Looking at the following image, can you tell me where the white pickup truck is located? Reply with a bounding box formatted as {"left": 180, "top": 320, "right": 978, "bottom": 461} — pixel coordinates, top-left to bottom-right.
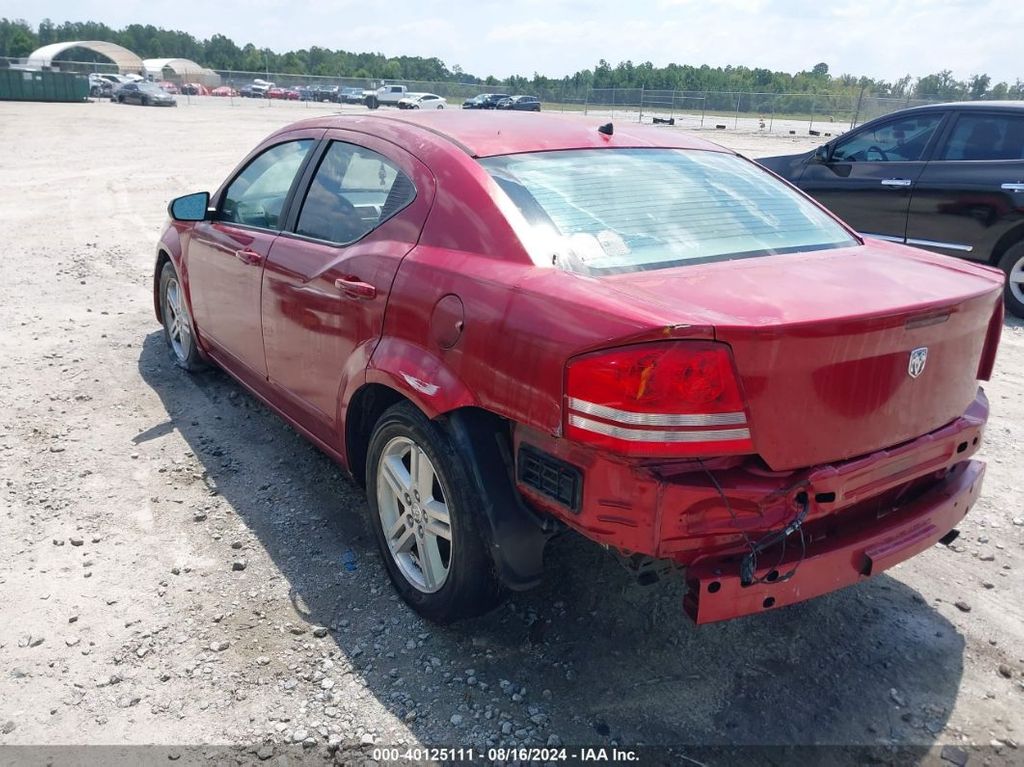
{"left": 362, "top": 84, "right": 407, "bottom": 109}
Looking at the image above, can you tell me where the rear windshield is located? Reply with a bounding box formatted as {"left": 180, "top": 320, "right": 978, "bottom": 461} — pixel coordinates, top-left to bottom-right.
{"left": 480, "top": 148, "right": 857, "bottom": 274}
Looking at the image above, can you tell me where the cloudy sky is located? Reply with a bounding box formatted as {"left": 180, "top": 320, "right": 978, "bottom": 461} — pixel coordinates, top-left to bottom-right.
{"left": 11, "top": 0, "right": 1024, "bottom": 83}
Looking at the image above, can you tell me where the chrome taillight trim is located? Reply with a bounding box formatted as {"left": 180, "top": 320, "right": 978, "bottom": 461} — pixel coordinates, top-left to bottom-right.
{"left": 568, "top": 414, "right": 751, "bottom": 443}
{"left": 568, "top": 397, "right": 747, "bottom": 427}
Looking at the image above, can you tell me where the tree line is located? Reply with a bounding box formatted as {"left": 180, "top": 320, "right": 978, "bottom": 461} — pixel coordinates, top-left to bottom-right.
{"left": 2, "top": 17, "right": 1022, "bottom": 105}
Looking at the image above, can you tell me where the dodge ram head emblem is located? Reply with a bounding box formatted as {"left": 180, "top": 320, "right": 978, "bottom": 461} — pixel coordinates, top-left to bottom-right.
{"left": 908, "top": 347, "right": 928, "bottom": 378}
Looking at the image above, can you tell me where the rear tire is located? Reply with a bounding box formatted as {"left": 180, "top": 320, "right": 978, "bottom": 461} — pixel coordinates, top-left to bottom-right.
{"left": 365, "top": 402, "right": 505, "bottom": 623}
{"left": 997, "top": 242, "right": 1024, "bottom": 318}
{"left": 159, "top": 261, "right": 206, "bottom": 372}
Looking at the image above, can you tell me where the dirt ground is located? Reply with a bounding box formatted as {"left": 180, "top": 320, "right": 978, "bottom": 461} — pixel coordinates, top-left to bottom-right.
{"left": 0, "top": 97, "right": 1022, "bottom": 765}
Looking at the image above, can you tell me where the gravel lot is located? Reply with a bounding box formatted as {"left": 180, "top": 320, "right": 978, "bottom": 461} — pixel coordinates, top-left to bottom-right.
{"left": 1, "top": 98, "right": 1022, "bottom": 764}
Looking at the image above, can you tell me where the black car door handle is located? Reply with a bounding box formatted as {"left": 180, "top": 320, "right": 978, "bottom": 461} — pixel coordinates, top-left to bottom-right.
{"left": 880, "top": 178, "right": 913, "bottom": 188}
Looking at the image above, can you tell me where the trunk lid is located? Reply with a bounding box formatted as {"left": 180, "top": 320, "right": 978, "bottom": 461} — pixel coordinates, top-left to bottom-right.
{"left": 602, "top": 241, "right": 1003, "bottom": 470}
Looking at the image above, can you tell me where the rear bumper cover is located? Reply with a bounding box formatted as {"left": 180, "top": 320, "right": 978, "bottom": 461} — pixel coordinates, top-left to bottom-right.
{"left": 683, "top": 458, "right": 984, "bottom": 624}
{"left": 515, "top": 389, "right": 989, "bottom": 624}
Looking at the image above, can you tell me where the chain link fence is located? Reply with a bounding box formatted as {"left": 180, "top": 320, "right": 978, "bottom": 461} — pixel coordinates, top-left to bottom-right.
{"left": 4, "top": 56, "right": 955, "bottom": 135}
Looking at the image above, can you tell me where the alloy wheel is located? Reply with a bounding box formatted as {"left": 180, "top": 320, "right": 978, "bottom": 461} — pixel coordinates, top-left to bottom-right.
{"left": 164, "top": 276, "right": 193, "bottom": 363}
{"left": 375, "top": 436, "right": 453, "bottom": 593}
{"left": 1009, "top": 253, "right": 1024, "bottom": 305}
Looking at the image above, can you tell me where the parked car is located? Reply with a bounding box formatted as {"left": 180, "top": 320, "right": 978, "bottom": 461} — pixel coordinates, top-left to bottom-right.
{"left": 238, "top": 85, "right": 256, "bottom": 98}
{"left": 115, "top": 81, "right": 177, "bottom": 107}
{"left": 364, "top": 84, "right": 408, "bottom": 109}
{"left": 156, "top": 112, "right": 1002, "bottom": 625}
{"left": 496, "top": 95, "right": 541, "bottom": 112}
{"left": 267, "top": 87, "right": 300, "bottom": 100}
{"left": 211, "top": 86, "right": 239, "bottom": 97}
{"left": 759, "top": 101, "right": 1024, "bottom": 316}
{"left": 156, "top": 81, "right": 179, "bottom": 95}
{"left": 462, "top": 93, "right": 510, "bottom": 109}
{"left": 250, "top": 79, "right": 274, "bottom": 98}
{"left": 180, "top": 83, "right": 210, "bottom": 96}
{"left": 91, "top": 73, "right": 131, "bottom": 97}
{"left": 88, "top": 73, "right": 113, "bottom": 98}
{"left": 397, "top": 93, "right": 447, "bottom": 110}
{"left": 310, "top": 85, "right": 340, "bottom": 103}
{"left": 341, "top": 87, "right": 365, "bottom": 104}
{"left": 293, "top": 85, "right": 317, "bottom": 102}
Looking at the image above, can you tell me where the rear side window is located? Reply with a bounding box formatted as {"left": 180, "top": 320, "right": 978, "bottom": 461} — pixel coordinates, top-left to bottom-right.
{"left": 832, "top": 113, "right": 943, "bottom": 162}
{"left": 295, "top": 141, "right": 416, "bottom": 245}
{"left": 940, "top": 113, "right": 1024, "bottom": 160}
{"left": 481, "top": 148, "right": 856, "bottom": 274}
{"left": 220, "top": 140, "right": 314, "bottom": 229}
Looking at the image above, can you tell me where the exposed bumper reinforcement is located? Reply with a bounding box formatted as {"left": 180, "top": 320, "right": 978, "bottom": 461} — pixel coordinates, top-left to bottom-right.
{"left": 683, "top": 459, "right": 985, "bottom": 624}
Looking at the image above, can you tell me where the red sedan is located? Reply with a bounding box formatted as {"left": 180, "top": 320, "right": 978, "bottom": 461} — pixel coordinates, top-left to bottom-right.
{"left": 155, "top": 112, "right": 1004, "bottom": 624}
{"left": 267, "top": 87, "right": 300, "bottom": 100}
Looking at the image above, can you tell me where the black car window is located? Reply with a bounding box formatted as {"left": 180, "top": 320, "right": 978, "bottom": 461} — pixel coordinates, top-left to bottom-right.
{"left": 832, "top": 113, "right": 943, "bottom": 162}
{"left": 295, "top": 141, "right": 416, "bottom": 245}
{"left": 220, "top": 140, "right": 315, "bottom": 230}
{"left": 940, "top": 113, "right": 1024, "bottom": 161}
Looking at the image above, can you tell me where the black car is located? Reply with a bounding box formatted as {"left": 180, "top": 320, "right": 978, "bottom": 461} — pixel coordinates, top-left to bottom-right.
{"left": 462, "top": 93, "right": 511, "bottom": 110}
{"left": 114, "top": 82, "right": 177, "bottom": 107}
{"left": 496, "top": 95, "right": 541, "bottom": 112}
{"left": 340, "top": 87, "right": 364, "bottom": 104}
{"left": 313, "top": 85, "right": 341, "bottom": 103}
{"left": 759, "top": 101, "right": 1024, "bottom": 315}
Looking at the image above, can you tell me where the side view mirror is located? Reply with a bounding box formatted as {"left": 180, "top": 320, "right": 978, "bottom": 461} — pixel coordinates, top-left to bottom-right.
{"left": 813, "top": 144, "right": 832, "bottom": 163}
{"left": 168, "top": 191, "right": 210, "bottom": 222}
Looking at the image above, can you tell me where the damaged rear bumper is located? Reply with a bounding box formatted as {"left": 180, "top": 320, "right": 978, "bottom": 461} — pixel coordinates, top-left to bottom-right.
{"left": 683, "top": 458, "right": 985, "bottom": 624}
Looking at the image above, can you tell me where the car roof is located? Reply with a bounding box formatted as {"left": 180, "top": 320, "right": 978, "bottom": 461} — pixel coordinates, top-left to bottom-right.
{"left": 281, "top": 111, "right": 731, "bottom": 158}
{"left": 899, "top": 100, "right": 1024, "bottom": 113}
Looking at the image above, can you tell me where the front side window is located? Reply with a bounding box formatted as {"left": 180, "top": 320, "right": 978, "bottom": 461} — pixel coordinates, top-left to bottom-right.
{"left": 482, "top": 148, "right": 857, "bottom": 274}
{"left": 831, "top": 113, "right": 944, "bottom": 162}
{"left": 220, "top": 140, "right": 314, "bottom": 229}
{"left": 940, "top": 113, "right": 1024, "bottom": 161}
{"left": 295, "top": 141, "right": 416, "bottom": 245}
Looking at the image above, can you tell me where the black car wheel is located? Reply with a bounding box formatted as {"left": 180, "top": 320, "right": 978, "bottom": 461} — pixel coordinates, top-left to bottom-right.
{"left": 366, "top": 402, "right": 505, "bottom": 623}
{"left": 997, "top": 242, "right": 1024, "bottom": 318}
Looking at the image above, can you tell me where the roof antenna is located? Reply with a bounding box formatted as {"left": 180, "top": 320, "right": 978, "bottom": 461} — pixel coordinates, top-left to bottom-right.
{"left": 598, "top": 122, "right": 614, "bottom": 136}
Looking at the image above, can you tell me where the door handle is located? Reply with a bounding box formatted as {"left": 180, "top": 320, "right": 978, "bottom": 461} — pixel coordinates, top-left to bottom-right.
{"left": 234, "top": 248, "right": 263, "bottom": 266}
{"left": 1001, "top": 183, "right": 1024, "bottom": 193}
{"left": 334, "top": 276, "right": 377, "bottom": 299}
{"left": 880, "top": 178, "right": 913, "bottom": 188}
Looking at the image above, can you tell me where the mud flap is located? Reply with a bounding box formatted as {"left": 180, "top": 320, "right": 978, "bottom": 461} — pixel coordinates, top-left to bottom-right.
{"left": 443, "top": 409, "right": 551, "bottom": 591}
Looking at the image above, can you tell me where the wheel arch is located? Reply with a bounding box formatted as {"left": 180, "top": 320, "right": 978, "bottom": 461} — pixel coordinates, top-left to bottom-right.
{"left": 989, "top": 222, "right": 1024, "bottom": 266}
{"left": 345, "top": 381, "right": 551, "bottom": 591}
{"left": 153, "top": 248, "right": 173, "bottom": 324}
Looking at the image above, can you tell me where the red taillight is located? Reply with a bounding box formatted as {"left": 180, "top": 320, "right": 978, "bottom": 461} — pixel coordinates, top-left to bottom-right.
{"left": 565, "top": 342, "right": 753, "bottom": 457}
{"left": 977, "top": 298, "right": 1003, "bottom": 381}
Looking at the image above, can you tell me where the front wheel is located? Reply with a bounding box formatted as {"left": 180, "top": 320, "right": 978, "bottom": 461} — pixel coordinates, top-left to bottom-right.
{"left": 159, "top": 261, "right": 206, "bottom": 371}
{"left": 366, "top": 403, "right": 504, "bottom": 623}
{"left": 998, "top": 242, "right": 1024, "bottom": 318}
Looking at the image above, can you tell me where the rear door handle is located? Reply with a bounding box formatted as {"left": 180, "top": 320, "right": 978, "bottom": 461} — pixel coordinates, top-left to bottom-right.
{"left": 1001, "top": 183, "right": 1024, "bottom": 193}
{"left": 334, "top": 276, "right": 377, "bottom": 299}
{"left": 234, "top": 248, "right": 263, "bottom": 266}
{"left": 880, "top": 178, "right": 913, "bottom": 188}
